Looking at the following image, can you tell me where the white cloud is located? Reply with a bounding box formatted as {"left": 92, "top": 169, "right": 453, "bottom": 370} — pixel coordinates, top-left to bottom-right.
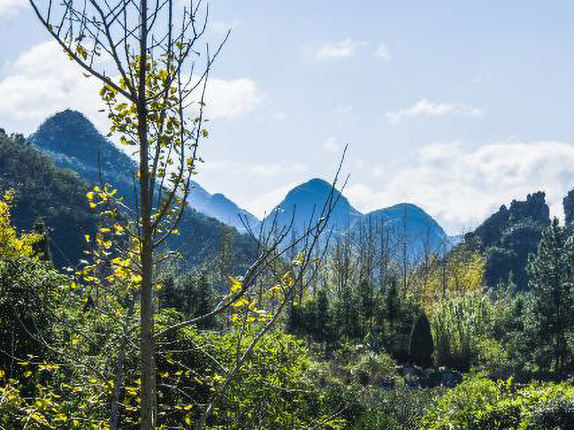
{"left": 205, "top": 77, "right": 263, "bottom": 119}
{"left": 346, "top": 140, "right": 574, "bottom": 234}
{"left": 373, "top": 44, "right": 390, "bottom": 61}
{"left": 0, "top": 41, "right": 263, "bottom": 134}
{"left": 0, "top": 0, "right": 26, "bottom": 16}
{"left": 314, "top": 38, "right": 366, "bottom": 61}
{"left": 386, "top": 99, "right": 484, "bottom": 124}
{"left": 323, "top": 136, "right": 342, "bottom": 153}
{"left": 0, "top": 41, "right": 108, "bottom": 134}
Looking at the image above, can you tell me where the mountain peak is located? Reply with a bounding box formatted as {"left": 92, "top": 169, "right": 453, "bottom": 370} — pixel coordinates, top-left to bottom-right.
{"left": 29, "top": 110, "right": 135, "bottom": 174}
{"left": 39, "top": 110, "right": 99, "bottom": 135}
{"left": 264, "top": 178, "right": 362, "bottom": 235}
{"left": 297, "top": 177, "right": 333, "bottom": 191}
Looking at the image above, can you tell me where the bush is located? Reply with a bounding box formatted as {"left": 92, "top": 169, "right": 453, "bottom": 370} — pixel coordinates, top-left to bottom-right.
{"left": 526, "top": 397, "right": 574, "bottom": 429}
{"left": 420, "top": 374, "right": 574, "bottom": 430}
{"left": 348, "top": 351, "right": 402, "bottom": 387}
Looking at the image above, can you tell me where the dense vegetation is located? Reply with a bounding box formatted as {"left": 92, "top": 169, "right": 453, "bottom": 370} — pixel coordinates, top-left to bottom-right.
{"left": 29, "top": 110, "right": 257, "bottom": 273}
{"left": 0, "top": 129, "right": 97, "bottom": 267}
{"left": 4, "top": 150, "right": 574, "bottom": 428}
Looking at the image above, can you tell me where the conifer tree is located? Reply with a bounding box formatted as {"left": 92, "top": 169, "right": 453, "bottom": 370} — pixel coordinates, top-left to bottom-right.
{"left": 194, "top": 274, "right": 215, "bottom": 329}
{"left": 409, "top": 312, "right": 434, "bottom": 368}
{"left": 527, "top": 218, "right": 574, "bottom": 373}
{"left": 314, "top": 288, "right": 332, "bottom": 346}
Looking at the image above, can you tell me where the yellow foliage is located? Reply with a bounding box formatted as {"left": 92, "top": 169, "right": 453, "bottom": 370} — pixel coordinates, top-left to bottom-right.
{"left": 0, "top": 192, "right": 41, "bottom": 258}
{"left": 413, "top": 245, "right": 486, "bottom": 313}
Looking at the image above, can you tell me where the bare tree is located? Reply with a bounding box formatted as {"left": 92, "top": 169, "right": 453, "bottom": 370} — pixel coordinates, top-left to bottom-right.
{"left": 27, "top": 0, "right": 225, "bottom": 427}
{"left": 28, "top": 0, "right": 350, "bottom": 427}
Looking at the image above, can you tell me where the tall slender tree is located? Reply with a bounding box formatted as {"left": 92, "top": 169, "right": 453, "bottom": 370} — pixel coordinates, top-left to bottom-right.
{"left": 28, "top": 1, "right": 345, "bottom": 428}
{"left": 527, "top": 218, "right": 574, "bottom": 373}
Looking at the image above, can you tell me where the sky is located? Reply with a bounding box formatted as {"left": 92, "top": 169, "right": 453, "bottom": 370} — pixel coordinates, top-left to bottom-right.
{"left": 2, "top": 0, "right": 574, "bottom": 234}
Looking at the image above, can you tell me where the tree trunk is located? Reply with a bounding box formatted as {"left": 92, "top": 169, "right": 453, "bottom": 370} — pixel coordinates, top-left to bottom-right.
{"left": 138, "top": 0, "right": 155, "bottom": 428}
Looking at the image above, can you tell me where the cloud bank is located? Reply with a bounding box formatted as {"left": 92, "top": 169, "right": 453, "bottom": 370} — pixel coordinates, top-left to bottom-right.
{"left": 346, "top": 140, "right": 574, "bottom": 234}
{"left": 0, "top": 41, "right": 263, "bottom": 134}
{"left": 314, "top": 38, "right": 366, "bottom": 61}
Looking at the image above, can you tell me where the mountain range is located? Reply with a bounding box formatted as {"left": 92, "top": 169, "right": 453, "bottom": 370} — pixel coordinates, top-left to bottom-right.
{"left": 26, "top": 110, "right": 457, "bottom": 260}
{"left": 263, "top": 178, "right": 453, "bottom": 259}
{"left": 25, "top": 110, "right": 257, "bottom": 270}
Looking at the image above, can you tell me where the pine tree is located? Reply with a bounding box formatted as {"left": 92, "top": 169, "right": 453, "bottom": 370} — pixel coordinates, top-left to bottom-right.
{"left": 409, "top": 312, "right": 434, "bottom": 368}
{"left": 194, "top": 275, "right": 215, "bottom": 329}
{"left": 333, "top": 287, "right": 362, "bottom": 341}
{"left": 314, "top": 288, "right": 332, "bottom": 346}
{"left": 357, "top": 279, "right": 375, "bottom": 333}
{"left": 527, "top": 218, "right": 574, "bottom": 373}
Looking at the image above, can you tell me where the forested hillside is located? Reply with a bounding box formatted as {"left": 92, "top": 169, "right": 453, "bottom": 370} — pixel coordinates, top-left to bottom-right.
{"left": 4, "top": 116, "right": 574, "bottom": 428}
{"left": 28, "top": 110, "right": 257, "bottom": 272}
{"left": 0, "top": 129, "right": 96, "bottom": 267}
{"left": 465, "top": 192, "right": 551, "bottom": 290}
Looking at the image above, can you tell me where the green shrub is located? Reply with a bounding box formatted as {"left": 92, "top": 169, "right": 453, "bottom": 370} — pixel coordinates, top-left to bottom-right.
{"left": 526, "top": 397, "right": 574, "bottom": 429}
{"left": 420, "top": 374, "right": 574, "bottom": 430}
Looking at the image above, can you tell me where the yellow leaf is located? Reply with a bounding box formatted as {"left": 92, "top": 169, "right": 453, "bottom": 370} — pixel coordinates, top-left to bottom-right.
{"left": 229, "top": 278, "right": 242, "bottom": 293}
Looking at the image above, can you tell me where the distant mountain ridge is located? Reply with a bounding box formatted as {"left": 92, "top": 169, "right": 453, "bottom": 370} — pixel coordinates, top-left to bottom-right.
{"left": 188, "top": 182, "right": 260, "bottom": 232}
{"left": 263, "top": 178, "right": 362, "bottom": 236}
{"left": 27, "top": 110, "right": 454, "bottom": 262}
{"left": 29, "top": 110, "right": 260, "bottom": 232}
{"left": 359, "top": 203, "right": 451, "bottom": 259}
{"left": 28, "top": 110, "right": 257, "bottom": 271}
{"left": 262, "top": 178, "right": 452, "bottom": 259}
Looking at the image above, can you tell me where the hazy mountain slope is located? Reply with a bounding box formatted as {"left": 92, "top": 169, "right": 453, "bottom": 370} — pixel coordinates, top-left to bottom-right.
{"left": 262, "top": 178, "right": 452, "bottom": 262}
{"left": 262, "top": 178, "right": 362, "bottom": 236}
{"left": 358, "top": 203, "right": 451, "bottom": 260}
{"left": 29, "top": 110, "right": 256, "bottom": 272}
{"left": 29, "top": 110, "right": 259, "bottom": 233}
{"left": 188, "top": 182, "right": 260, "bottom": 232}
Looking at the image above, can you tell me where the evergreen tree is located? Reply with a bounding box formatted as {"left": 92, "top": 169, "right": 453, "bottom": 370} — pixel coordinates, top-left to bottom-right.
{"left": 194, "top": 275, "right": 216, "bottom": 329}
{"left": 333, "top": 287, "right": 363, "bottom": 341}
{"left": 313, "top": 288, "right": 333, "bottom": 345}
{"left": 527, "top": 218, "right": 574, "bottom": 373}
{"left": 357, "top": 279, "right": 375, "bottom": 333}
{"left": 409, "top": 312, "right": 434, "bottom": 368}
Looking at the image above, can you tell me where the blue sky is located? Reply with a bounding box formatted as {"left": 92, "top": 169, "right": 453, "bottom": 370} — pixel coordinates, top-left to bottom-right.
{"left": 2, "top": 0, "right": 574, "bottom": 233}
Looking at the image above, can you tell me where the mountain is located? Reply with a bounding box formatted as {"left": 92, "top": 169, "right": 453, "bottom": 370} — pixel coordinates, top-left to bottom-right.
{"left": 28, "top": 110, "right": 257, "bottom": 271}
{"left": 358, "top": 203, "right": 451, "bottom": 260}
{"left": 0, "top": 130, "right": 97, "bottom": 268}
{"left": 188, "top": 182, "right": 260, "bottom": 233}
{"left": 29, "top": 110, "right": 260, "bottom": 233}
{"left": 465, "top": 191, "right": 551, "bottom": 290}
{"left": 262, "top": 178, "right": 362, "bottom": 237}
{"left": 262, "top": 178, "right": 451, "bottom": 261}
